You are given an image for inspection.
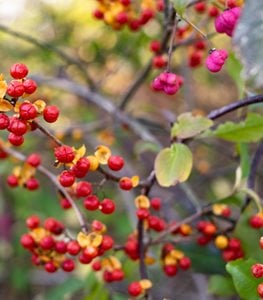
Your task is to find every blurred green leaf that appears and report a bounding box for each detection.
[226,52,244,95]
[154,143,193,187]
[171,112,213,139]
[226,258,260,300]
[208,275,236,297]
[173,0,190,15]
[214,194,243,206]
[134,140,161,156]
[237,143,250,179]
[206,113,263,143]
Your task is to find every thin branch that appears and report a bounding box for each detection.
[0,24,96,89]
[2,144,88,233]
[207,94,263,120]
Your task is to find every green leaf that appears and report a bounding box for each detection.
[237,143,250,179]
[208,275,236,297]
[171,112,213,139]
[214,194,243,206]
[173,0,189,15]
[233,0,263,92]
[226,258,261,300]
[209,113,263,143]
[154,143,193,187]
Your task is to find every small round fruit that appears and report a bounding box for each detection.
[128,281,142,297]
[19,102,37,120]
[10,63,28,79]
[43,105,60,123]
[108,155,124,171]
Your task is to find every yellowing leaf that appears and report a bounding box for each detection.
[0,79,7,98]
[30,228,48,242]
[94,145,111,164]
[0,99,13,112]
[131,175,139,187]
[101,256,122,270]
[154,143,193,187]
[139,279,152,290]
[73,144,86,163]
[77,232,103,248]
[33,99,46,113]
[134,195,150,209]
[164,255,177,265]
[170,249,184,260]
[144,255,156,265]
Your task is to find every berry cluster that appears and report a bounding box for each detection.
[215,7,241,37]
[251,236,263,297]
[92,0,163,31]
[151,72,184,95]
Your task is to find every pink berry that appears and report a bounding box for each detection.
[206,49,228,73]
[215,7,241,37]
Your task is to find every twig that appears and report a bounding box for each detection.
[2,145,88,233]
[166,16,179,72]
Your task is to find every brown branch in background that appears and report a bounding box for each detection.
[166,15,179,72]
[0,24,96,89]
[2,145,89,233]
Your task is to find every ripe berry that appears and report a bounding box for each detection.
[22,79,37,94]
[67,240,81,255]
[82,246,98,259]
[120,0,130,5]
[60,198,72,209]
[83,195,100,211]
[108,155,124,171]
[19,102,37,120]
[153,55,167,69]
[194,40,206,50]
[59,170,75,187]
[150,197,161,210]
[140,8,154,25]
[188,51,203,68]
[79,253,93,264]
[179,257,191,270]
[8,117,27,136]
[76,181,92,197]
[128,281,142,297]
[73,157,90,173]
[251,264,263,278]
[148,215,166,231]
[194,2,206,13]
[222,249,236,262]
[260,237,263,249]
[8,133,24,146]
[39,235,55,250]
[20,233,35,249]
[62,259,75,272]
[7,174,19,187]
[257,283,263,298]
[112,269,124,281]
[208,6,219,17]
[119,177,133,190]
[164,265,177,276]
[26,178,40,190]
[228,237,241,250]
[136,208,150,220]
[44,217,64,234]
[26,153,41,167]
[203,223,217,236]
[26,215,40,229]
[100,198,115,214]
[93,9,104,19]
[116,12,128,24]
[215,7,241,37]
[128,19,141,31]
[0,113,9,130]
[206,49,228,73]
[150,40,161,53]
[43,105,60,123]
[91,260,102,271]
[45,261,57,273]
[7,80,25,97]
[10,63,28,79]
[54,145,75,163]
[55,241,68,253]
[249,214,263,228]
[101,235,114,250]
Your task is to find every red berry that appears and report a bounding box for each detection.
[20,233,35,249]
[93,9,104,19]
[19,102,37,120]
[251,264,263,278]
[128,19,141,31]
[72,157,90,177]
[188,51,203,68]
[260,237,263,249]
[136,208,150,220]
[43,105,60,123]
[10,63,28,79]
[92,260,102,271]
[22,79,37,94]
[7,174,19,187]
[203,223,217,236]
[39,235,55,250]
[116,12,128,24]
[26,215,40,229]
[60,198,72,209]
[45,261,57,273]
[44,217,64,234]
[55,241,68,253]
[148,215,166,231]
[222,249,236,262]
[179,257,191,270]
[108,155,124,171]
[257,283,263,298]
[101,235,114,251]
[194,2,206,13]
[157,0,164,11]
[67,240,81,255]
[119,177,133,190]
[208,6,219,17]
[153,55,167,69]
[111,269,124,281]
[194,40,206,50]
[164,264,177,276]
[8,133,24,146]
[83,195,100,211]
[25,178,39,190]
[59,170,75,187]
[150,197,161,210]
[249,214,263,228]
[120,0,130,5]
[150,40,161,53]
[62,259,75,272]
[7,80,25,97]
[54,145,75,163]
[26,153,41,167]
[76,181,92,197]
[103,270,113,283]
[128,281,142,297]
[140,9,154,25]
[100,198,115,214]
[79,253,93,264]
[8,117,27,136]
[82,246,98,259]
[197,235,212,246]
[0,113,10,130]
[0,148,8,159]
[228,237,241,250]
[91,220,105,232]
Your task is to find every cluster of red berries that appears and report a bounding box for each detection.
[151,72,184,95]
[6,153,42,190]
[92,0,164,31]
[251,236,263,297]
[0,63,60,147]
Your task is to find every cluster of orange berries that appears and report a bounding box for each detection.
[92,0,164,30]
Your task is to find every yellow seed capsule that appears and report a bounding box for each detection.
[139,279,153,290]
[170,249,184,260]
[212,204,227,216]
[214,235,228,250]
[94,145,111,164]
[135,195,150,209]
[86,155,99,171]
[72,128,83,141]
[179,224,192,236]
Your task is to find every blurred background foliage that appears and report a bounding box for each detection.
[0,0,262,299]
